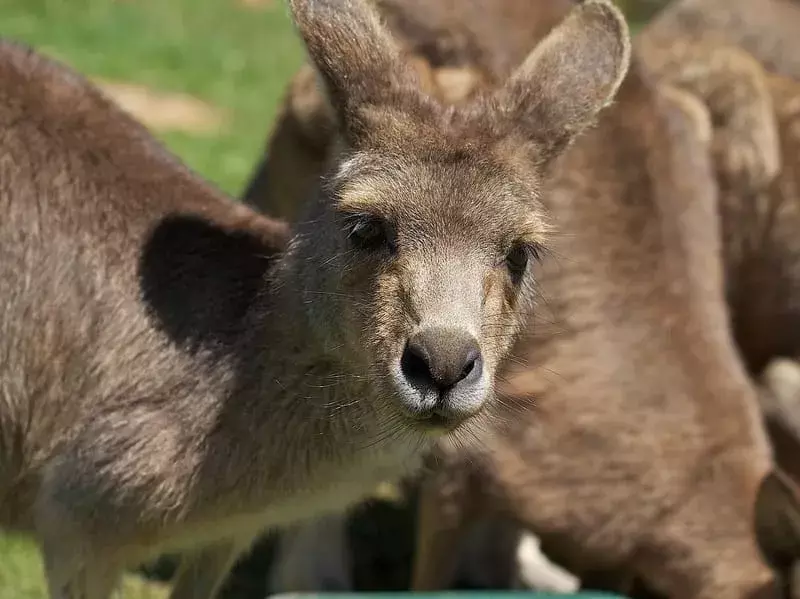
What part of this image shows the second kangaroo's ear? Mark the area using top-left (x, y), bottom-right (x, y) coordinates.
top-left (288, 0), bottom-right (422, 144)
top-left (493, 0), bottom-right (631, 164)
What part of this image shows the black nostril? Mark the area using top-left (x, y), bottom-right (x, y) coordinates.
top-left (400, 328), bottom-right (483, 392)
top-left (460, 348), bottom-right (479, 380)
top-left (400, 340), bottom-right (434, 387)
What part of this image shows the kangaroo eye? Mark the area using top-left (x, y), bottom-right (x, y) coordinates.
top-left (504, 243), bottom-right (541, 283)
top-left (346, 215), bottom-right (394, 253)
top-left (505, 245), bottom-right (528, 279)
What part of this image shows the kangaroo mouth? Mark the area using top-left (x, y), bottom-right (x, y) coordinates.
top-left (403, 408), bottom-right (471, 434)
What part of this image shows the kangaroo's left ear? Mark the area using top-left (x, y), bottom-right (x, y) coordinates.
top-left (490, 0), bottom-right (631, 165)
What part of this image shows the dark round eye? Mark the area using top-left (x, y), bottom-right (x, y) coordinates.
top-left (346, 216), bottom-right (393, 252)
top-left (504, 244), bottom-right (533, 282)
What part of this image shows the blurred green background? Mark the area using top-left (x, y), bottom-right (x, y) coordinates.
top-left (3, 0), bottom-right (305, 197)
top-left (0, 0), bottom-right (664, 597)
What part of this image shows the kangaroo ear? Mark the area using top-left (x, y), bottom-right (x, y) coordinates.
top-left (493, 0), bottom-right (631, 165)
top-left (754, 469), bottom-right (800, 572)
top-left (288, 0), bottom-right (421, 143)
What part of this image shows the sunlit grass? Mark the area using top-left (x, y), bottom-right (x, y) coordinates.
top-left (1, 0), bottom-right (303, 194)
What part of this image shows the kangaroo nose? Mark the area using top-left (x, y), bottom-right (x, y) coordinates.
top-left (401, 328), bottom-right (483, 392)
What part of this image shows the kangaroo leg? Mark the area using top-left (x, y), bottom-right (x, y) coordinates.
top-left (170, 539), bottom-right (251, 599)
top-left (269, 512), bottom-right (353, 593)
top-left (40, 541), bottom-right (121, 599)
top-left (36, 483), bottom-right (122, 599)
top-left (410, 457), bottom-right (481, 591)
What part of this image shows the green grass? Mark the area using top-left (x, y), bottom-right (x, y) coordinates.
top-left (0, 532), bottom-right (171, 599)
top-left (2, 0), bottom-right (304, 195)
top-left (0, 0), bottom-right (303, 595)
top-left (0, 534), bottom-right (46, 599)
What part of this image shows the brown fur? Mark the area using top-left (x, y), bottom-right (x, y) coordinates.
top-left (644, 0), bottom-right (800, 81)
top-left (0, 0), bottom-right (632, 596)
top-left (636, 0), bottom-right (800, 195)
top-left (717, 72), bottom-right (800, 504)
top-left (630, 13), bottom-right (800, 592)
top-left (241, 0), bottom-right (570, 217)
top-left (240, 2), bottom-right (800, 597)
top-left (638, 0), bottom-right (800, 469)
top-left (636, 32), bottom-right (781, 194)
top-left (409, 62), bottom-right (787, 599)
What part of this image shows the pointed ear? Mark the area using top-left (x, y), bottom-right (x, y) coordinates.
top-left (754, 469), bottom-right (800, 571)
top-left (288, 0), bottom-right (421, 141)
top-left (493, 0), bottom-right (631, 164)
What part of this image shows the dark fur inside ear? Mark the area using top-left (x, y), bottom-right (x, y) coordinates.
top-left (493, 0), bottom-right (631, 164)
top-left (288, 0), bottom-right (422, 143)
top-left (754, 469), bottom-right (800, 572)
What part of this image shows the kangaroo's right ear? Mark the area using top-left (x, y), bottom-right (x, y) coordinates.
top-left (492, 0), bottom-right (631, 166)
top-left (288, 0), bottom-right (422, 145)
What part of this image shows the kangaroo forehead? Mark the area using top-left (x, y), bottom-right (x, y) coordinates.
top-left (332, 151), bottom-right (548, 241)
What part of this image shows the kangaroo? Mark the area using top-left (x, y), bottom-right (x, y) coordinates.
top-left (635, 0), bottom-right (800, 220)
top-left (638, 0), bottom-right (800, 473)
top-left (640, 1), bottom-right (800, 377)
top-left (258, 62), bottom-right (800, 599)
top-left (238, 3), bottom-right (800, 598)
top-left (644, 0), bottom-right (800, 82)
top-left (407, 63), bottom-right (800, 599)
top-left (0, 0), bottom-right (632, 596)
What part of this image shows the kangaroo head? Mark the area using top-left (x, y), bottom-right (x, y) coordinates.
top-left (286, 0), bottom-right (631, 431)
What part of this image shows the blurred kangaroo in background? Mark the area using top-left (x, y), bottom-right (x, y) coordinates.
top-left (640, 0), bottom-right (800, 461)
top-left (645, 0), bottom-right (800, 81)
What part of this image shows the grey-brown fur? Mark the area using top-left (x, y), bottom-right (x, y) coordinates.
top-left (635, 0), bottom-right (800, 196)
top-left (239, 1), bottom-right (800, 597)
top-left (0, 0), bottom-right (632, 596)
top-left (637, 1), bottom-right (800, 479)
top-left (635, 31), bottom-right (781, 195)
top-left (410, 64), bottom-right (789, 599)
top-left (640, 0), bottom-right (800, 380)
top-left (644, 0), bottom-right (800, 81)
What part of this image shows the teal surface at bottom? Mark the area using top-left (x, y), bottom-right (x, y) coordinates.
top-left (270, 592), bottom-right (630, 599)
